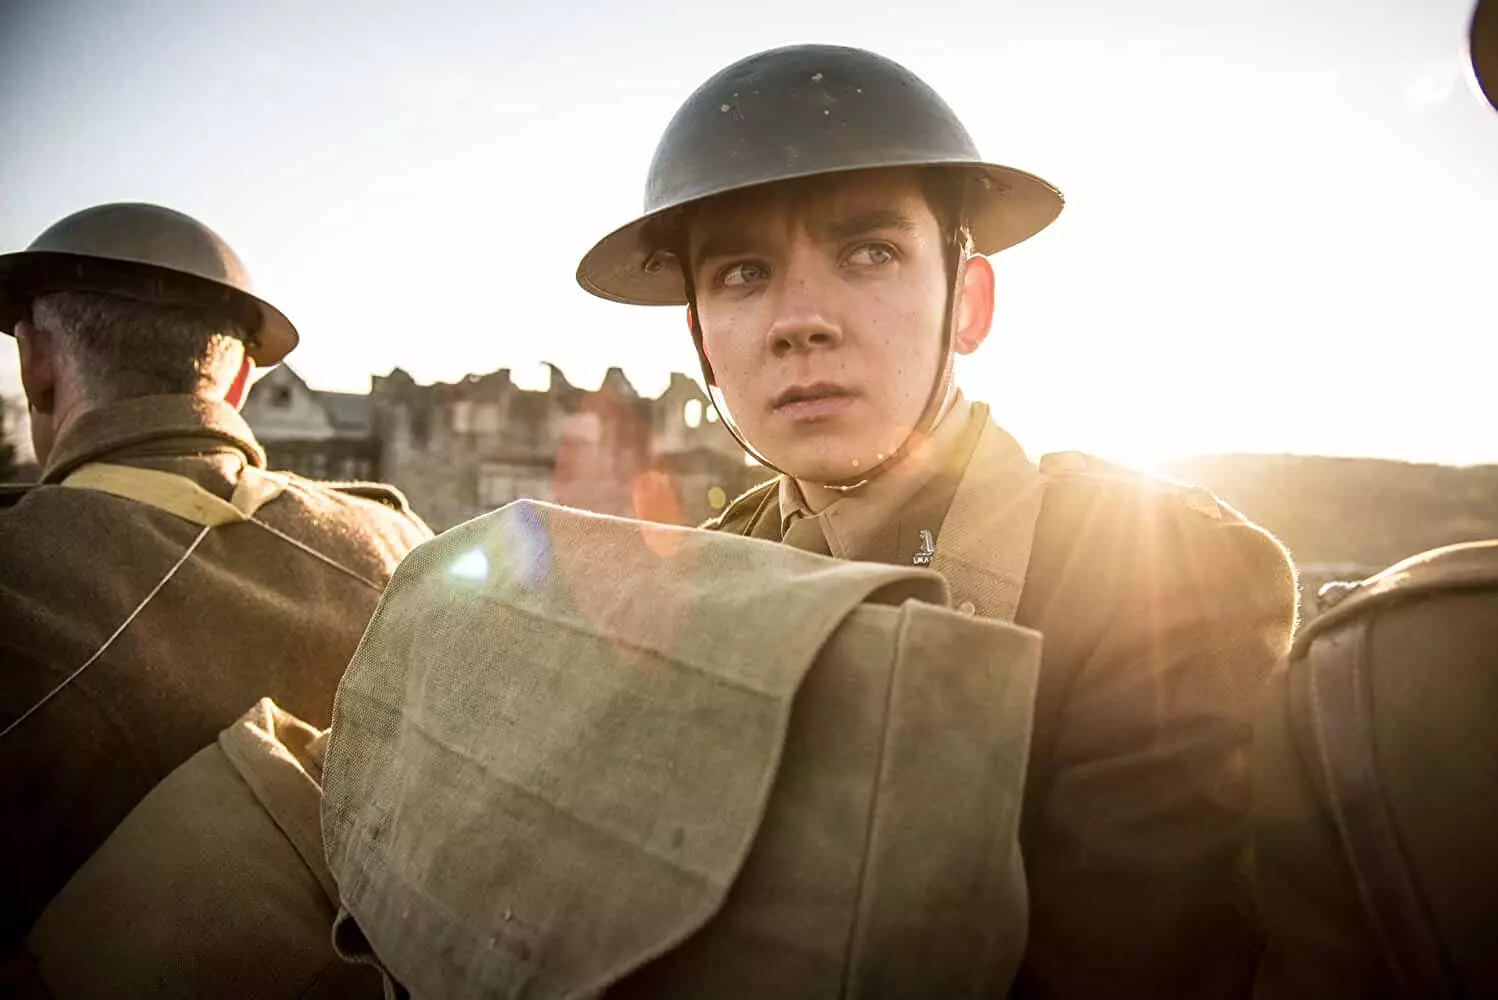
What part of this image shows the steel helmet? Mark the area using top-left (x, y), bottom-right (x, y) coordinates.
top-left (1473, 0), bottom-right (1498, 111)
top-left (576, 44), bottom-right (1063, 306)
top-left (0, 202), bottom-right (297, 366)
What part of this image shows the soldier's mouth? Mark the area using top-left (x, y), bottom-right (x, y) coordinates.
top-left (772, 383), bottom-right (859, 420)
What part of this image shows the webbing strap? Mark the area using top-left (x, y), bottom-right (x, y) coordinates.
top-left (60, 462), bottom-right (287, 526)
top-left (0, 524), bottom-right (212, 742)
top-left (0, 465), bottom-right (291, 741)
top-left (1307, 622), bottom-right (1454, 999)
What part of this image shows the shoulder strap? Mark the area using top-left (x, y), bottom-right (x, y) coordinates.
top-left (324, 480), bottom-right (416, 515)
top-left (59, 463), bottom-right (287, 526)
top-left (1301, 618), bottom-right (1454, 999)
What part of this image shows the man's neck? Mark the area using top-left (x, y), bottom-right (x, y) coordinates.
top-left (31, 387), bottom-right (90, 470)
top-left (793, 389), bottom-right (968, 514)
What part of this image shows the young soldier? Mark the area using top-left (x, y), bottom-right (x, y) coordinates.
top-left (577, 46), bottom-right (1297, 998)
top-left (1253, 4), bottom-right (1498, 996)
top-left (0, 203), bottom-right (430, 949)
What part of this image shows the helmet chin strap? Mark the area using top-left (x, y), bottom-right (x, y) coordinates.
top-left (683, 219), bottom-right (966, 493)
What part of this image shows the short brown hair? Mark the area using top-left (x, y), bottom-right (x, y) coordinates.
top-left (30, 291), bottom-right (247, 403)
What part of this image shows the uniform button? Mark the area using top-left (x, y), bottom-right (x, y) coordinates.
top-left (957, 600), bottom-right (976, 616)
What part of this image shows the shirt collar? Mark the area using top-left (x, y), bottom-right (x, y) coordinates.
top-left (777, 393), bottom-right (976, 559)
top-left (42, 394), bottom-right (267, 483)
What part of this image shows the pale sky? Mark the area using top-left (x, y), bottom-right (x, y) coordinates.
top-left (2, 0), bottom-right (1495, 468)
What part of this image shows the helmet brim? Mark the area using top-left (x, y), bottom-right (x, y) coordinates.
top-left (1474, 0), bottom-right (1498, 112)
top-left (0, 250), bottom-right (298, 367)
top-left (576, 160), bottom-right (1063, 306)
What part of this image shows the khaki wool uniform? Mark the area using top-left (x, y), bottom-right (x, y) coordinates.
top-left (1254, 541), bottom-right (1498, 999)
top-left (0, 393), bottom-right (430, 951)
top-left (706, 399), bottom-right (1299, 999)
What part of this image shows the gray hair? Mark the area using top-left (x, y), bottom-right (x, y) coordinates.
top-left (30, 291), bottom-right (248, 403)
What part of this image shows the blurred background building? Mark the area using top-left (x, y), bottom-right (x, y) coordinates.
top-left (241, 363), bottom-right (760, 530)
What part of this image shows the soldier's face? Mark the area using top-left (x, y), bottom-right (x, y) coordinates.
top-left (688, 170), bottom-right (983, 483)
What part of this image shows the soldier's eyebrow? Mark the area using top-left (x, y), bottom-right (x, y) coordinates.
top-left (807, 209), bottom-right (919, 244)
top-left (691, 234), bottom-right (764, 271)
top-left (689, 208), bottom-right (919, 272)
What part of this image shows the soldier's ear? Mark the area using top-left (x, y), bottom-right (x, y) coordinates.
top-left (952, 254), bottom-right (995, 356)
top-left (15, 319), bottom-right (56, 409)
top-left (224, 354), bottom-right (254, 410)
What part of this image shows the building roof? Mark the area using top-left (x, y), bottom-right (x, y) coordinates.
top-left (319, 391), bottom-right (374, 437)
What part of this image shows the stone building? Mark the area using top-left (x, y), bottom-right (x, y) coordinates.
top-left (244, 363), bottom-right (760, 531)
top-left (241, 367), bottom-right (379, 482)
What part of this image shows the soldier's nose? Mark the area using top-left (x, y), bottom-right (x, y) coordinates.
top-left (765, 275), bottom-right (842, 356)
top-left (768, 321), bottom-right (842, 357)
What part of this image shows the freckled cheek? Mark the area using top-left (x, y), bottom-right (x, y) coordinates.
top-left (704, 326), bottom-right (762, 412)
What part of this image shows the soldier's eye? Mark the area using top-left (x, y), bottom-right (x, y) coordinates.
top-left (718, 261), bottom-right (770, 287)
top-left (844, 242), bottom-right (896, 267)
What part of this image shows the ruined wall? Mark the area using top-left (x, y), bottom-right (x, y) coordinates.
top-left (373, 366), bottom-right (758, 531)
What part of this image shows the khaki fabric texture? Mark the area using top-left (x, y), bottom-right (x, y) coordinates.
top-left (0, 394), bottom-right (430, 949)
top-left (709, 412), bottom-right (1300, 999)
top-left (776, 395), bottom-right (978, 562)
top-left (747, 403), bottom-right (1042, 625)
top-left (611, 599), bottom-right (1038, 999)
top-left (926, 418), bottom-right (1043, 624)
top-left (24, 699), bottom-right (380, 1000)
top-left (321, 500), bottom-right (1042, 1000)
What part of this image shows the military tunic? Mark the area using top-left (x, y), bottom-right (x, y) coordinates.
top-left (0, 393), bottom-right (431, 951)
top-left (1254, 541), bottom-right (1498, 999)
top-left (706, 402), bottom-right (1298, 999)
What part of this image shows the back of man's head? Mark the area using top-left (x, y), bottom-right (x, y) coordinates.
top-left (30, 291), bottom-right (248, 406)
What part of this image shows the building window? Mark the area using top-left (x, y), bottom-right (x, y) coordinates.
top-left (409, 406), bottom-right (430, 446)
top-left (452, 401), bottom-right (473, 434)
top-left (474, 402), bottom-right (501, 435)
top-left (565, 411), bottom-right (602, 445)
top-left (683, 399), bottom-right (703, 429)
top-left (270, 386), bottom-right (293, 408)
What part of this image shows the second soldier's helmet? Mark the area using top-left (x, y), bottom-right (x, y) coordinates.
top-left (576, 44), bottom-right (1064, 306)
top-left (1473, 0), bottom-right (1498, 111)
top-left (0, 202), bottom-right (298, 366)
